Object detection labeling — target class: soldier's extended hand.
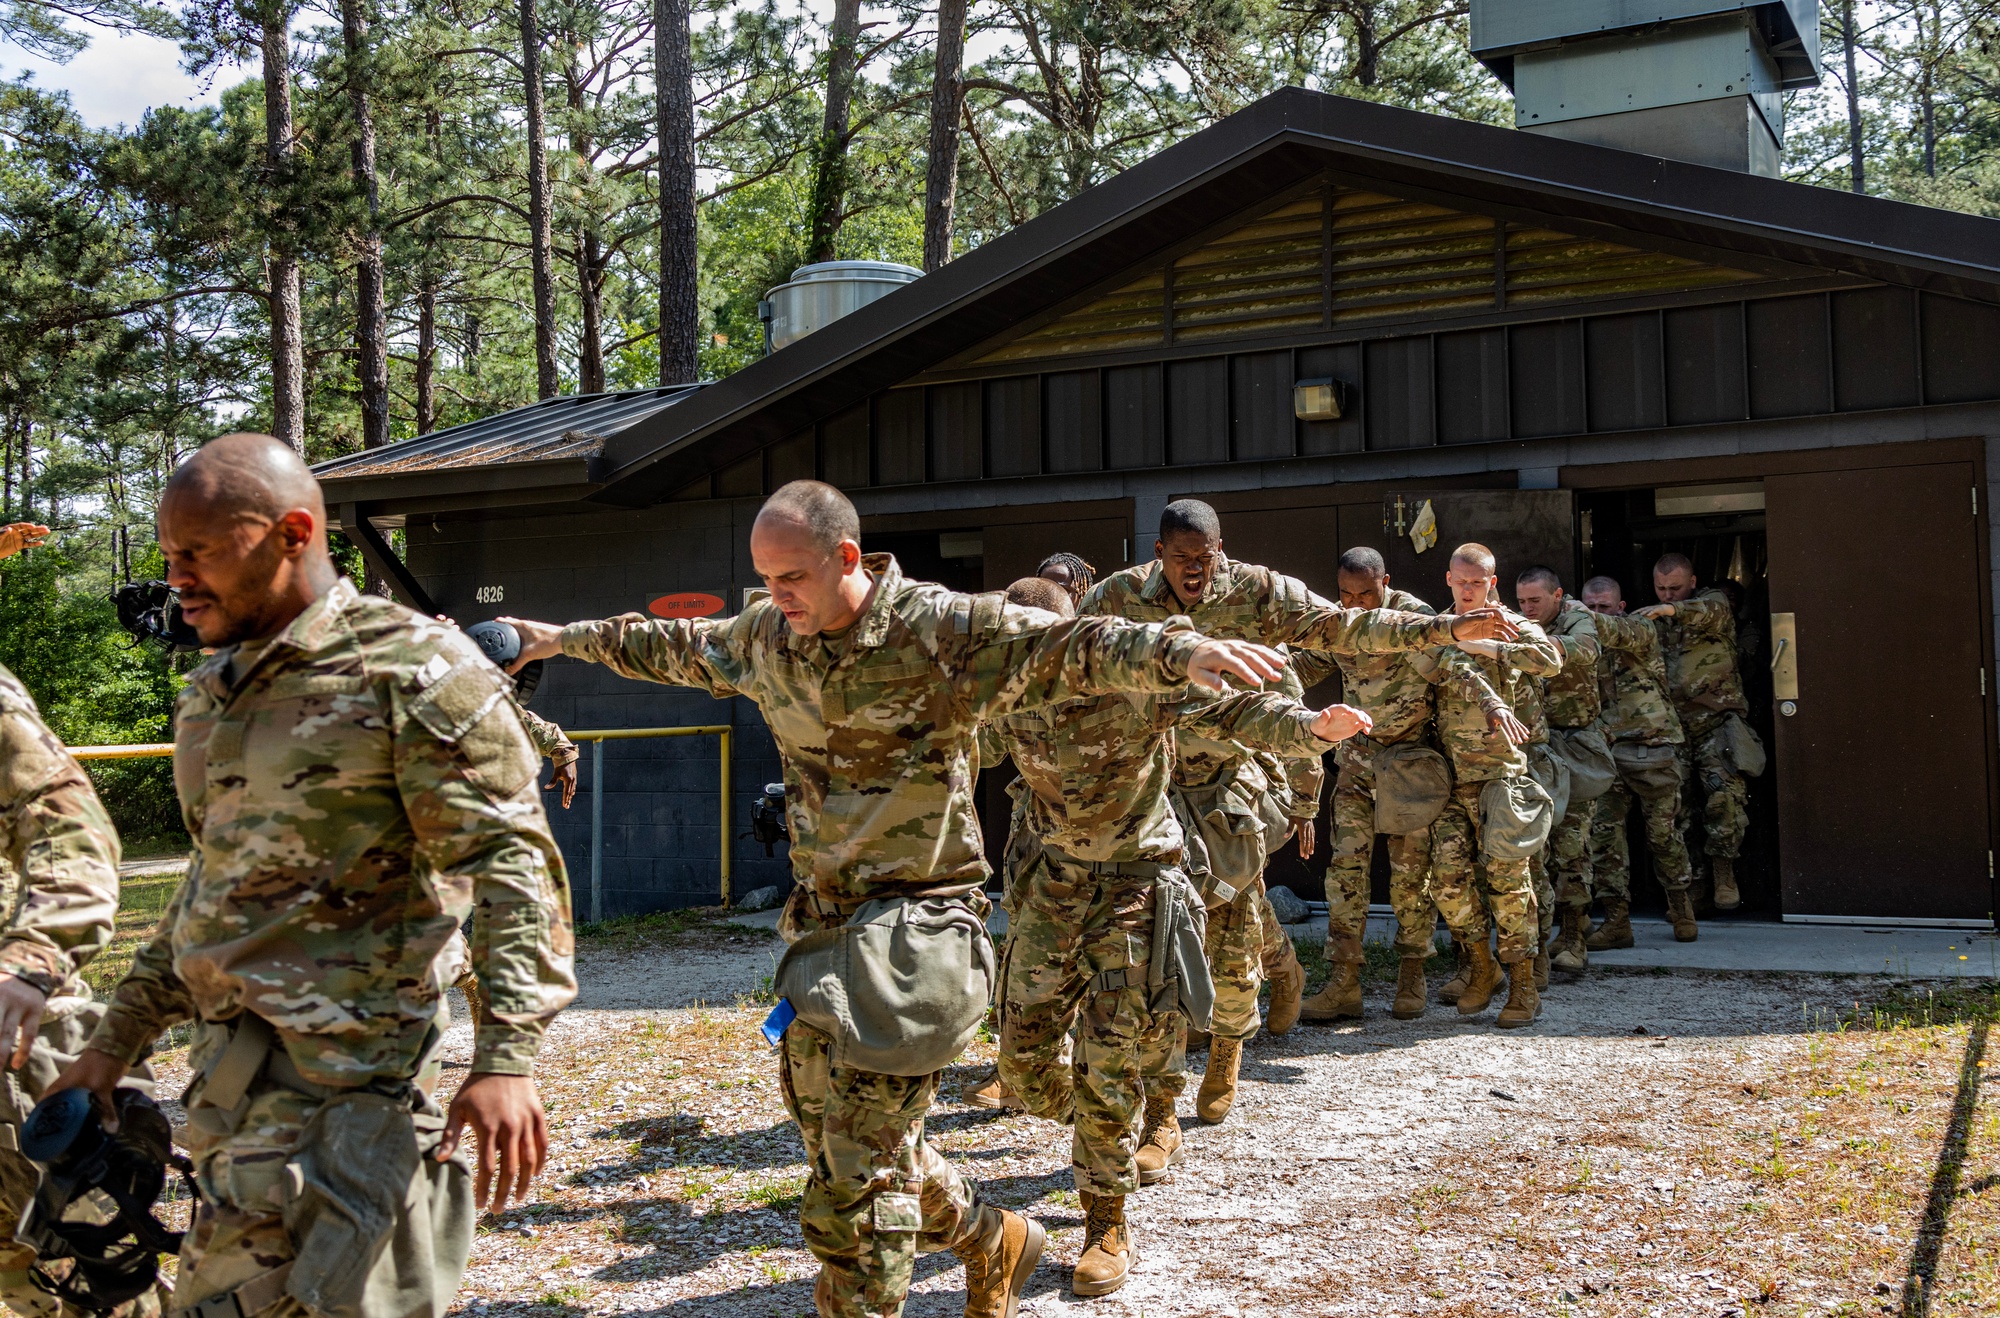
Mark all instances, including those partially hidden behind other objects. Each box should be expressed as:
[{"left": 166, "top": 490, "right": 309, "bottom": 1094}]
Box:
[
  {"left": 0, "top": 975, "right": 45, "bottom": 1070},
  {"left": 1185, "top": 638, "right": 1287, "bottom": 692},
  {"left": 0, "top": 523, "right": 50, "bottom": 562},
  {"left": 548, "top": 757, "right": 578, "bottom": 809},
  {"left": 1310, "top": 703, "right": 1373, "bottom": 743},
  {"left": 1294, "top": 819, "right": 1316, "bottom": 860},
  {"left": 1633, "top": 603, "right": 1675, "bottom": 620},
  {"left": 46, "top": 1046, "right": 129, "bottom": 1132},
  {"left": 443, "top": 1072, "right": 549, "bottom": 1212},
  {"left": 1485, "top": 705, "right": 1531, "bottom": 747},
  {"left": 494, "top": 617, "right": 564, "bottom": 674},
  {"left": 1449, "top": 608, "right": 1519, "bottom": 643}
]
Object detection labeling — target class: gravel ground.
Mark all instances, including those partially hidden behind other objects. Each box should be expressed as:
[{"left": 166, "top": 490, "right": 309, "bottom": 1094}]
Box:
[{"left": 429, "top": 928, "right": 2000, "bottom": 1318}]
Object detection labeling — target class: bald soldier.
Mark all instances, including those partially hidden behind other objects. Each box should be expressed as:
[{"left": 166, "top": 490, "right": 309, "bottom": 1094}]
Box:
[
  {"left": 54, "top": 435, "right": 577, "bottom": 1318},
  {"left": 1636, "top": 554, "right": 1754, "bottom": 911},
  {"left": 0, "top": 525, "right": 162, "bottom": 1318},
  {"left": 500, "top": 481, "right": 1296, "bottom": 1318}
]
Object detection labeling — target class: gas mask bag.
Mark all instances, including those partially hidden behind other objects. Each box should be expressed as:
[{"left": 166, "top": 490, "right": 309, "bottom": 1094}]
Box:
[
  {"left": 464, "top": 620, "right": 544, "bottom": 701},
  {"left": 16, "top": 1087, "right": 190, "bottom": 1313}
]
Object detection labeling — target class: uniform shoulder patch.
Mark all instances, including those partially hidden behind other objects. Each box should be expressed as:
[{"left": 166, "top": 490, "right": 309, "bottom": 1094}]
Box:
[{"left": 400, "top": 630, "right": 512, "bottom": 745}]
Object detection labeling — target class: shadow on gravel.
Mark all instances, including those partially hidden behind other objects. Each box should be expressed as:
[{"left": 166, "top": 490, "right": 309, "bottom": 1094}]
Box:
[{"left": 586, "top": 1114, "right": 806, "bottom": 1176}]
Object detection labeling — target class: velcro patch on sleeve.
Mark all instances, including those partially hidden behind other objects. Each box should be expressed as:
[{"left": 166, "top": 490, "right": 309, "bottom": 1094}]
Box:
[{"left": 407, "top": 660, "right": 509, "bottom": 744}]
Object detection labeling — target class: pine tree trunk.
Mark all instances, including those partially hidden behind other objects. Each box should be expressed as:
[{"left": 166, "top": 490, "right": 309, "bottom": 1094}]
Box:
[
  {"left": 1842, "top": 0, "right": 1864, "bottom": 193},
  {"left": 416, "top": 281, "right": 437, "bottom": 434},
  {"left": 578, "top": 224, "right": 605, "bottom": 393},
  {"left": 519, "top": 0, "right": 561, "bottom": 399},
  {"left": 655, "top": 0, "right": 698, "bottom": 384},
  {"left": 805, "top": 0, "right": 862, "bottom": 264},
  {"left": 342, "top": 0, "right": 389, "bottom": 450},
  {"left": 262, "top": 12, "right": 305, "bottom": 451},
  {"left": 922, "top": 0, "right": 966, "bottom": 272}
]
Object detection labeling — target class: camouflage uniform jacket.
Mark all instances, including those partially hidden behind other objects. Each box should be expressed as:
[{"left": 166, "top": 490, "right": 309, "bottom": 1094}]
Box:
[
  {"left": 976, "top": 688, "right": 1329, "bottom": 864},
  {"left": 561, "top": 554, "right": 1211, "bottom": 908},
  {"left": 1541, "top": 599, "right": 1604, "bottom": 731},
  {"left": 1321, "top": 588, "right": 1502, "bottom": 773},
  {"left": 517, "top": 703, "right": 579, "bottom": 766},
  {"left": 1079, "top": 557, "right": 1466, "bottom": 791},
  {"left": 90, "top": 579, "right": 578, "bottom": 1086},
  {"left": 0, "top": 663, "right": 118, "bottom": 999},
  {"left": 1654, "top": 588, "right": 1747, "bottom": 718},
  {"left": 1434, "top": 607, "right": 1562, "bottom": 781},
  {"left": 1593, "top": 612, "right": 1685, "bottom": 747}
]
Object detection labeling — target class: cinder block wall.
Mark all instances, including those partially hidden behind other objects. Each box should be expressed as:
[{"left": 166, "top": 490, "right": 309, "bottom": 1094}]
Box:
[{"left": 406, "top": 496, "right": 793, "bottom": 918}]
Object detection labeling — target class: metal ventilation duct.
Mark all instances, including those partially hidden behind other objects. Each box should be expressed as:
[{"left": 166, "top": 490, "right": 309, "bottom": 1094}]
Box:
[
  {"left": 1471, "top": 1, "right": 1823, "bottom": 176},
  {"left": 760, "top": 260, "right": 923, "bottom": 352}
]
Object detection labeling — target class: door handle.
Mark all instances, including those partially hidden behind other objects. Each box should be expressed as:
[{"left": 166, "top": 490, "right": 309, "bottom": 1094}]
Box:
[{"left": 1770, "top": 612, "right": 1798, "bottom": 714}]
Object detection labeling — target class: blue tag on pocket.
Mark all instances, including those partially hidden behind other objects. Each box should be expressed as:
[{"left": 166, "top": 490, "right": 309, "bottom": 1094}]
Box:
[{"left": 760, "top": 998, "right": 796, "bottom": 1048}]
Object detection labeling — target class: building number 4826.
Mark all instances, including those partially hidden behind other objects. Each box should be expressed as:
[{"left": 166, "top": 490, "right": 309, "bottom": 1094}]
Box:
[{"left": 475, "top": 585, "right": 505, "bottom": 604}]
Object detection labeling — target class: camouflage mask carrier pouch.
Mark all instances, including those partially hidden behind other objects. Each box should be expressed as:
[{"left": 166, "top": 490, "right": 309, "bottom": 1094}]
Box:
[
  {"left": 773, "top": 894, "right": 995, "bottom": 1076},
  {"left": 1478, "top": 775, "right": 1554, "bottom": 861},
  {"left": 1363, "top": 740, "right": 1452, "bottom": 836},
  {"left": 1548, "top": 725, "right": 1616, "bottom": 803},
  {"left": 1612, "top": 741, "right": 1684, "bottom": 800},
  {"left": 1526, "top": 744, "right": 1572, "bottom": 825},
  {"left": 1720, "top": 713, "right": 1767, "bottom": 778},
  {"left": 1146, "top": 869, "right": 1214, "bottom": 1033}
]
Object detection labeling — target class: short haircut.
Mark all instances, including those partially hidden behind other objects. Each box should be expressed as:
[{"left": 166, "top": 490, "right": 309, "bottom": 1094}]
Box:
[
  {"left": 165, "top": 432, "right": 325, "bottom": 523},
  {"left": 759, "top": 480, "right": 859, "bottom": 553},
  {"left": 1005, "top": 576, "right": 1073, "bottom": 615},
  {"left": 1516, "top": 565, "right": 1562, "bottom": 592},
  {"left": 1337, "top": 546, "right": 1386, "bottom": 578},
  {"left": 1581, "top": 575, "right": 1624, "bottom": 599},
  {"left": 1450, "top": 542, "right": 1497, "bottom": 574},
  {"left": 1036, "top": 551, "right": 1095, "bottom": 592},
  {"left": 1159, "top": 499, "right": 1221, "bottom": 542},
  {"left": 1653, "top": 552, "right": 1695, "bottom": 578}
]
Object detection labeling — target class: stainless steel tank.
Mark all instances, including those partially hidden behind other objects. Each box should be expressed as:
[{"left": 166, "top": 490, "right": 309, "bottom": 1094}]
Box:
[{"left": 763, "top": 260, "right": 922, "bottom": 352}]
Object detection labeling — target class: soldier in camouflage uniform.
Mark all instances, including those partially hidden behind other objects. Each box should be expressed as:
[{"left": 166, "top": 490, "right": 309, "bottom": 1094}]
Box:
[
  {"left": 1429, "top": 545, "right": 1560, "bottom": 1028},
  {"left": 1298, "top": 549, "right": 1503, "bottom": 1023},
  {"left": 1513, "top": 569, "right": 1603, "bottom": 975},
  {"left": 1081, "top": 502, "right": 1517, "bottom": 1121},
  {"left": 0, "top": 656, "right": 164, "bottom": 1318},
  {"left": 1581, "top": 577, "right": 1696, "bottom": 944},
  {"left": 976, "top": 579, "right": 1365, "bottom": 1296},
  {"left": 505, "top": 482, "right": 1299, "bottom": 1318},
  {"left": 55, "top": 435, "right": 577, "bottom": 1318},
  {"left": 1638, "top": 555, "right": 1750, "bottom": 912}
]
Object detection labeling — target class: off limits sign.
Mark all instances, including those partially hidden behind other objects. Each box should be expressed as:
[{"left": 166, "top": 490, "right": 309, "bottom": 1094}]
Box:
[{"left": 649, "top": 592, "right": 726, "bottom": 619}]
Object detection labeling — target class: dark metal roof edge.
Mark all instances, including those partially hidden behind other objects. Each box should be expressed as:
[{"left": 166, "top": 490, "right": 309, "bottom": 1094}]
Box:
[{"left": 318, "top": 455, "right": 602, "bottom": 506}]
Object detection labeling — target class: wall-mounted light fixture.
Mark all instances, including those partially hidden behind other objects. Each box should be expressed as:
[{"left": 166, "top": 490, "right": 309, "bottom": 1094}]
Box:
[{"left": 1293, "top": 377, "right": 1350, "bottom": 421}]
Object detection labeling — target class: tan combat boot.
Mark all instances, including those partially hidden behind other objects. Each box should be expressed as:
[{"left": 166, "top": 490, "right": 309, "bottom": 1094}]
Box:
[
  {"left": 1072, "top": 1192, "right": 1136, "bottom": 1297},
  {"left": 1666, "top": 887, "right": 1699, "bottom": 942},
  {"left": 1550, "top": 906, "right": 1589, "bottom": 974},
  {"left": 1436, "top": 937, "right": 1471, "bottom": 1005},
  {"left": 1711, "top": 856, "right": 1741, "bottom": 911},
  {"left": 1496, "top": 956, "right": 1541, "bottom": 1028},
  {"left": 1298, "top": 961, "right": 1362, "bottom": 1022},
  {"left": 967, "top": 1073, "right": 1025, "bottom": 1112},
  {"left": 1455, "top": 938, "right": 1505, "bottom": 1015},
  {"left": 1533, "top": 945, "right": 1550, "bottom": 990},
  {"left": 1585, "top": 899, "right": 1635, "bottom": 951},
  {"left": 1134, "top": 1093, "right": 1182, "bottom": 1185},
  {"left": 1185, "top": 1026, "right": 1211, "bottom": 1052},
  {"left": 1265, "top": 945, "right": 1306, "bottom": 1035},
  {"left": 956, "top": 1202, "right": 1046, "bottom": 1318},
  {"left": 1390, "top": 956, "right": 1427, "bottom": 1020},
  {"left": 1195, "top": 1036, "right": 1242, "bottom": 1123}
]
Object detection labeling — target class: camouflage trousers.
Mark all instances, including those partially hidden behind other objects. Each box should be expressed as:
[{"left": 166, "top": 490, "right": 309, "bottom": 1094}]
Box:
[
  {"left": 995, "top": 854, "right": 1176, "bottom": 1197},
  {"left": 0, "top": 1005, "right": 162, "bottom": 1318},
  {"left": 1203, "top": 878, "right": 1269, "bottom": 1041},
  {"left": 1548, "top": 795, "right": 1595, "bottom": 912},
  {"left": 1429, "top": 779, "right": 1540, "bottom": 961},
  {"left": 781, "top": 1024, "right": 988, "bottom": 1317},
  {"left": 1679, "top": 713, "right": 1749, "bottom": 862},
  {"left": 1590, "top": 779, "right": 1692, "bottom": 901},
  {"left": 1254, "top": 881, "right": 1301, "bottom": 979},
  {"left": 1327, "top": 767, "right": 1435, "bottom": 962}
]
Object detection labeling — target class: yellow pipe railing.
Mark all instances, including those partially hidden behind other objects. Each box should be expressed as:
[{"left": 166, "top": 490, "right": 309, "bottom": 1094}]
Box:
[{"left": 66, "top": 724, "right": 737, "bottom": 922}]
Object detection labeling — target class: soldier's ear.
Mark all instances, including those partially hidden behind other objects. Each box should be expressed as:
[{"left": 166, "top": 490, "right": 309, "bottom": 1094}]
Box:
[{"left": 837, "top": 539, "right": 862, "bottom": 572}]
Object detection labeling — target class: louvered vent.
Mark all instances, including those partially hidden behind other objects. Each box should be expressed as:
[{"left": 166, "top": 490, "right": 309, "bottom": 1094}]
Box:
[{"left": 974, "top": 181, "right": 1764, "bottom": 366}]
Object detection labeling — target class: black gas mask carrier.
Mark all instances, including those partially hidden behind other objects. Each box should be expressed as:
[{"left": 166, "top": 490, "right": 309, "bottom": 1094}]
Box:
[
  {"left": 17, "top": 1087, "right": 194, "bottom": 1313},
  {"left": 110, "top": 581, "right": 201, "bottom": 654}
]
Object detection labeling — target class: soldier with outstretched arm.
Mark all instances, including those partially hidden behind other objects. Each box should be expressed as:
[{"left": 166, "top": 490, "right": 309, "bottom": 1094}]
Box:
[
  {"left": 51, "top": 434, "right": 576, "bottom": 1318},
  {"left": 498, "top": 480, "right": 1292, "bottom": 1318}
]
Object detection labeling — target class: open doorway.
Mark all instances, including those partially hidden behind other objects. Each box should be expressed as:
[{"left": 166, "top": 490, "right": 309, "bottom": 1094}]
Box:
[{"left": 1579, "top": 485, "right": 1780, "bottom": 920}]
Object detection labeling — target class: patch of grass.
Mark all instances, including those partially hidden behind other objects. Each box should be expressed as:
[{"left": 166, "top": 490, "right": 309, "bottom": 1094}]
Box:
[
  {"left": 1289, "top": 929, "right": 1455, "bottom": 996},
  {"left": 83, "top": 869, "right": 184, "bottom": 998},
  {"left": 747, "top": 1174, "right": 805, "bottom": 1214},
  {"left": 575, "top": 905, "right": 777, "bottom": 953}
]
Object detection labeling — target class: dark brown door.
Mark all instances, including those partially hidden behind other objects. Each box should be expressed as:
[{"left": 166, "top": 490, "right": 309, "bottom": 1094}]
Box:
[
  {"left": 1766, "top": 462, "right": 1994, "bottom": 920},
  {"left": 981, "top": 516, "right": 1128, "bottom": 594},
  {"left": 1376, "top": 490, "right": 1579, "bottom": 605}
]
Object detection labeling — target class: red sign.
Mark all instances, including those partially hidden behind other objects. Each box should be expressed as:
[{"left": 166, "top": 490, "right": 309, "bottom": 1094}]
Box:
[{"left": 648, "top": 592, "right": 726, "bottom": 619}]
